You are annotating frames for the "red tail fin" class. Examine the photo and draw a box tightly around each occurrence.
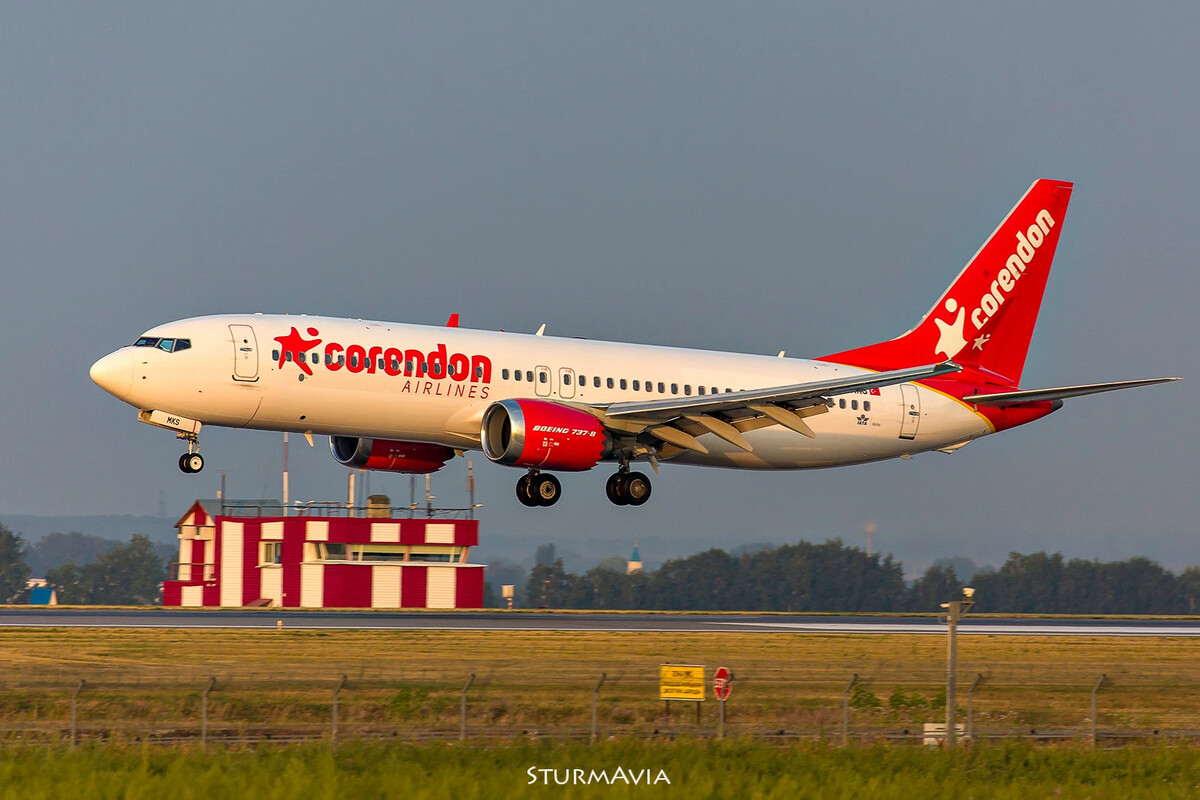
[823,179,1074,385]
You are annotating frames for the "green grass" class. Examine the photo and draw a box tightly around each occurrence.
[0,740,1198,799]
[1,629,1199,738]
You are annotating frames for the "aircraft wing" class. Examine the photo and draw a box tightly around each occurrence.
[584,361,962,454]
[962,377,1180,406]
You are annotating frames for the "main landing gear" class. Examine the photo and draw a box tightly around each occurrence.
[513,467,653,508]
[516,470,562,507]
[178,433,204,474]
[606,468,651,507]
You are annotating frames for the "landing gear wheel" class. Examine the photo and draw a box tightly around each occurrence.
[180,453,204,474]
[623,472,652,506]
[533,473,561,507]
[606,473,629,506]
[516,474,538,507]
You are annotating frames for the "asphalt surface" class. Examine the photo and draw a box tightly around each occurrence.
[1,609,1198,636]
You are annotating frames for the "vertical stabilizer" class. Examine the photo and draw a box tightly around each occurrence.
[823,179,1074,385]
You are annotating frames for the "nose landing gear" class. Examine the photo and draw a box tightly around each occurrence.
[179,452,205,474]
[516,470,562,507]
[605,468,651,506]
[178,432,204,474]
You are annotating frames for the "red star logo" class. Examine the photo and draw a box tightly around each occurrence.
[274,326,322,376]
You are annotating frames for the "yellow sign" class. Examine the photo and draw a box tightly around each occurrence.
[660,664,705,701]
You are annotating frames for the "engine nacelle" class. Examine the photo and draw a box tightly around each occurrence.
[329,436,455,474]
[481,399,612,471]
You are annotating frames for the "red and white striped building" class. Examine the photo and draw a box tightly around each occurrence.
[163,501,484,608]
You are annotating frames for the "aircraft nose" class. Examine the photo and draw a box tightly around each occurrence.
[90,349,134,399]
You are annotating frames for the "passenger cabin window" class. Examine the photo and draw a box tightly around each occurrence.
[606,377,613,388]
[684,384,691,395]
[670,383,678,394]
[864,401,871,411]
[564,374,572,385]
[538,372,548,384]
[619,379,627,390]
[852,400,858,410]
[502,369,510,380]
[839,399,846,409]
[594,376,601,388]
[526,370,533,382]
[698,386,706,395]
[514,370,522,381]
[632,380,640,391]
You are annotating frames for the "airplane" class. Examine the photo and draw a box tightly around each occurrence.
[90,179,1178,508]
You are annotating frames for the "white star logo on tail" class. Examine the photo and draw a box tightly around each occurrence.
[933,298,967,359]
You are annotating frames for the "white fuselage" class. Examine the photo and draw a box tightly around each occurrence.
[92,314,994,470]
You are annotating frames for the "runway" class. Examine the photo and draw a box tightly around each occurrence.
[1,609,1198,636]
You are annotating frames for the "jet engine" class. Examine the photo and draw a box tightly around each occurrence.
[481,399,612,471]
[329,436,456,473]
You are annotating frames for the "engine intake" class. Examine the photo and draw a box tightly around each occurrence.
[329,437,455,474]
[481,399,611,471]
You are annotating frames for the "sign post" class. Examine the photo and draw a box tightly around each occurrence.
[713,667,733,738]
[659,664,704,724]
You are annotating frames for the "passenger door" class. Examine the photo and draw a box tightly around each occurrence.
[899,384,920,440]
[230,324,259,381]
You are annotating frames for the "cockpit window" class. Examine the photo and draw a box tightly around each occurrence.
[133,336,191,352]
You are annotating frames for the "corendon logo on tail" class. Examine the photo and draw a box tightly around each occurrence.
[273,326,492,398]
[933,299,967,359]
[932,208,1056,358]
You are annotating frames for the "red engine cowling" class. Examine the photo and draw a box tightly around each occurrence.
[481,399,612,471]
[329,436,455,473]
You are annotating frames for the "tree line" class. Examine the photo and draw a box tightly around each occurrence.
[498,540,1200,615]
[0,523,166,605]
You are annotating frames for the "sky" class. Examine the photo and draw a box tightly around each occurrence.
[0,3,1195,573]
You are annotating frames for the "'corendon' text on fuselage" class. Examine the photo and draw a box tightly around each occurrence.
[273,327,493,395]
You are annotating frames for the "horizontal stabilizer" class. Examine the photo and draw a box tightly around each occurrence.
[963,377,1181,406]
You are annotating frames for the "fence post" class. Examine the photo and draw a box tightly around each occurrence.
[1090,674,1108,749]
[332,674,347,748]
[202,676,216,748]
[966,673,985,743]
[842,674,858,747]
[70,678,86,748]
[590,673,606,745]
[460,673,475,741]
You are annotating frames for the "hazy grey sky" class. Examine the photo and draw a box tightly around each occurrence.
[1,3,1195,570]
